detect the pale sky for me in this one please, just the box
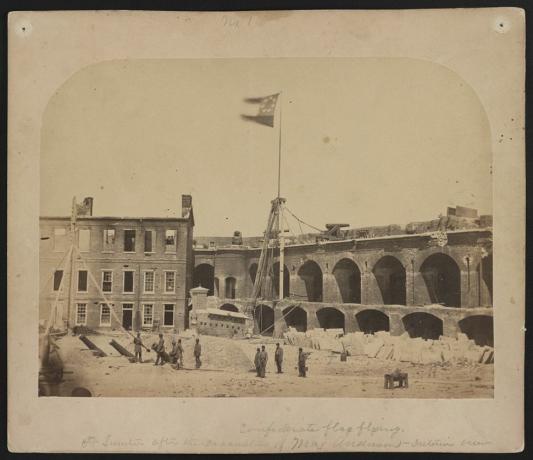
[40,58,492,237]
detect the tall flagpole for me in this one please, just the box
[277,92,282,199]
[277,93,285,302]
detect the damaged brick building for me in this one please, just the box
[192,206,493,346]
[39,196,195,332]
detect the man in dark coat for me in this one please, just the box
[254,347,261,376]
[194,338,202,368]
[133,332,143,363]
[274,343,284,374]
[169,339,179,366]
[259,345,268,378]
[298,347,308,377]
[176,339,184,369]
[154,333,165,366]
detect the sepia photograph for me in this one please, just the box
[8,9,524,453]
[38,58,494,398]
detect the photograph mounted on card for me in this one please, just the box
[8,8,524,453]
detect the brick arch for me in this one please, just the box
[332,258,362,303]
[420,252,461,307]
[355,309,390,333]
[458,315,493,347]
[296,260,323,302]
[402,312,443,340]
[316,307,345,331]
[413,248,467,272]
[371,255,407,305]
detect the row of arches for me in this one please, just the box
[251,304,493,347]
[194,252,492,308]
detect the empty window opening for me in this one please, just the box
[356,310,390,334]
[123,270,134,293]
[124,230,136,252]
[53,270,64,291]
[402,313,443,340]
[372,256,406,305]
[333,259,361,303]
[103,229,115,251]
[165,229,176,252]
[144,230,155,253]
[77,270,88,292]
[164,304,175,326]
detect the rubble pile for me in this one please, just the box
[283,328,494,365]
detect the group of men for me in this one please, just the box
[254,343,309,378]
[133,333,202,369]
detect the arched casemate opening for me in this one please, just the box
[333,258,361,303]
[402,312,443,340]
[283,306,307,332]
[297,260,323,302]
[355,309,390,334]
[249,263,258,286]
[458,315,494,347]
[372,256,406,305]
[316,307,345,331]
[420,253,461,307]
[193,264,214,296]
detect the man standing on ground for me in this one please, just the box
[298,347,308,377]
[254,347,261,377]
[133,332,143,363]
[194,338,202,369]
[155,333,165,366]
[259,345,268,378]
[169,338,179,366]
[274,343,284,374]
[177,339,184,369]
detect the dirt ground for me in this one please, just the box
[41,332,494,398]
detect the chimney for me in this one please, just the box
[83,197,94,216]
[181,194,192,218]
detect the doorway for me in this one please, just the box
[122,304,133,330]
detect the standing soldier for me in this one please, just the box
[274,343,284,373]
[169,339,179,367]
[133,332,143,363]
[177,339,184,369]
[298,347,309,377]
[194,338,202,369]
[254,347,261,377]
[154,333,165,366]
[259,345,268,378]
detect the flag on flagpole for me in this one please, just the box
[241,93,279,127]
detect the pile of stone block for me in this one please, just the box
[284,329,495,365]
